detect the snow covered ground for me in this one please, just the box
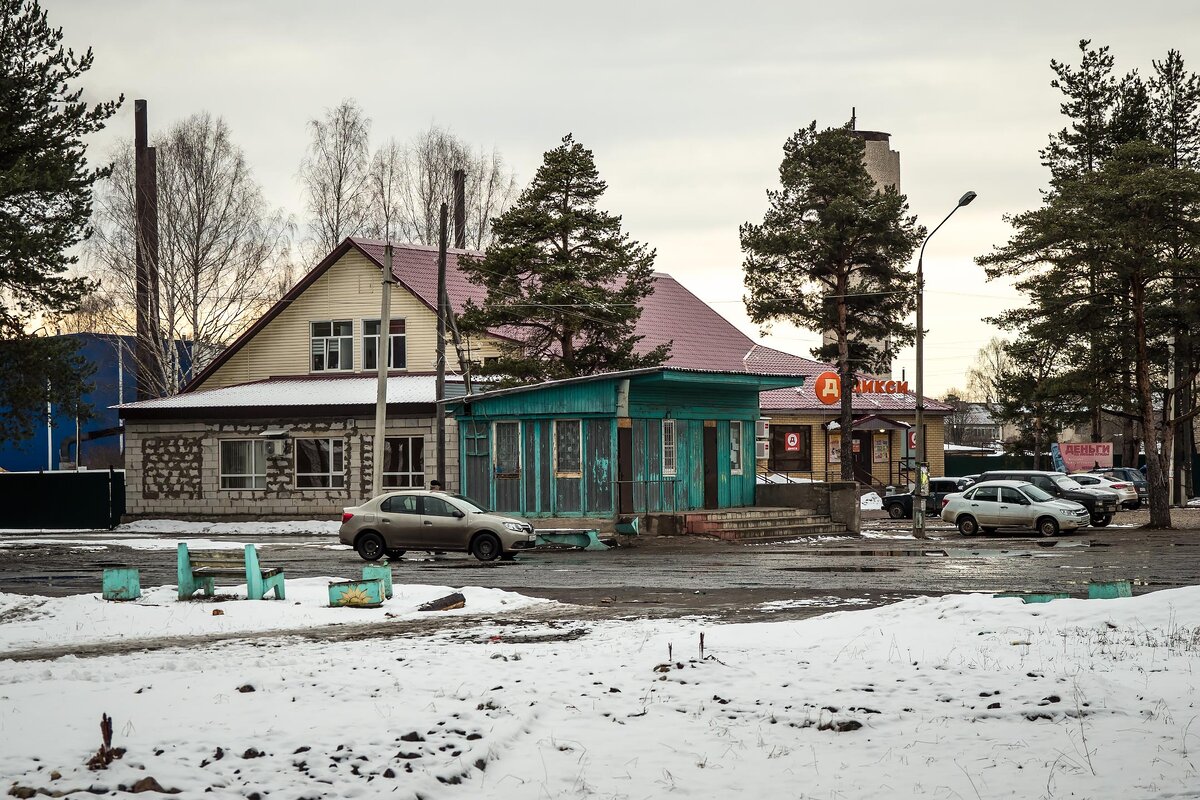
[2,583,1199,798]
[0,519,342,536]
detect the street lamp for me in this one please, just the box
[914,190,976,539]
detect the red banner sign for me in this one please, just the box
[1060,442,1113,472]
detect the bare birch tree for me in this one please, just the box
[82,113,293,394]
[375,124,516,249]
[299,98,371,256]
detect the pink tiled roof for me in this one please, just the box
[187,238,949,413]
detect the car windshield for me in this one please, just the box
[1020,484,1054,502]
[449,493,489,513]
[1052,476,1084,491]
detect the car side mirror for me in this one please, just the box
[452,510,465,519]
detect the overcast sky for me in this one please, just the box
[54,0,1199,396]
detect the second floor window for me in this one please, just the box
[363,319,406,370]
[311,320,352,371]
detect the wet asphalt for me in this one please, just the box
[2,514,1198,622]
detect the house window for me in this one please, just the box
[730,421,743,475]
[768,425,812,472]
[662,419,677,476]
[494,421,520,476]
[311,320,353,371]
[554,419,581,476]
[295,438,345,488]
[220,440,267,489]
[383,436,424,488]
[363,319,406,370]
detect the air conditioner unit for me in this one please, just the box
[263,439,283,456]
[755,440,769,460]
[755,418,770,439]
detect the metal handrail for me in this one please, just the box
[611,478,680,514]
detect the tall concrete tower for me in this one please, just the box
[821,125,902,379]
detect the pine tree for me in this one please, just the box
[740,122,924,480]
[459,134,668,384]
[0,0,121,443]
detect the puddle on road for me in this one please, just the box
[813,549,949,558]
[776,565,901,573]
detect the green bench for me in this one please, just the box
[177,543,285,601]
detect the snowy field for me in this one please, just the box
[2,584,1199,798]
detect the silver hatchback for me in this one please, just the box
[940,480,1090,537]
[339,490,537,562]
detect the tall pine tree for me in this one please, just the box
[740,122,924,480]
[459,134,668,384]
[0,0,120,443]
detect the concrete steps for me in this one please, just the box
[683,507,850,542]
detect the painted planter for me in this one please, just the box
[1088,580,1133,600]
[362,564,394,599]
[328,578,386,608]
[102,568,141,601]
[994,592,1069,604]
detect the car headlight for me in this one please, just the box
[503,521,526,532]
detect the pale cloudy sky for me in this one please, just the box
[54,0,1199,395]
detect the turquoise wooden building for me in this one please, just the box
[447,367,806,517]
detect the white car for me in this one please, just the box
[1070,473,1139,509]
[939,480,1090,537]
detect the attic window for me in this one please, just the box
[311,320,353,372]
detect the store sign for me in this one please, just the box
[784,432,802,452]
[814,371,911,406]
[1060,442,1113,472]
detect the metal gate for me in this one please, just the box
[0,469,125,529]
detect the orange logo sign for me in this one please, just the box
[815,371,841,405]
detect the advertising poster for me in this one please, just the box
[828,433,840,463]
[873,435,888,463]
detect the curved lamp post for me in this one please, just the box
[914,190,976,539]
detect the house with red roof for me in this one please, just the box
[118,238,949,519]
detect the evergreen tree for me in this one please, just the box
[0,0,120,443]
[740,122,924,479]
[459,134,668,384]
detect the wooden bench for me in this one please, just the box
[177,543,285,601]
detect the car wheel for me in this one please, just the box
[1037,517,1059,538]
[385,548,406,559]
[957,516,979,536]
[1091,514,1112,528]
[886,504,905,520]
[355,532,386,562]
[471,532,502,562]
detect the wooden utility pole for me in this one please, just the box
[436,204,449,487]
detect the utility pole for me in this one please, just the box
[370,243,395,499]
[133,100,161,400]
[436,204,449,488]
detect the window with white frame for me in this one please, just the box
[382,435,424,488]
[220,440,267,489]
[310,320,353,371]
[730,420,743,474]
[494,421,520,476]
[554,419,581,475]
[295,438,345,488]
[363,319,406,370]
[662,419,677,476]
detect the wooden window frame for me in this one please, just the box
[492,421,521,477]
[553,419,582,477]
[662,419,677,477]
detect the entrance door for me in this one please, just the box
[852,432,872,474]
[703,423,718,509]
[617,424,633,514]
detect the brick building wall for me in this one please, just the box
[124,415,459,519]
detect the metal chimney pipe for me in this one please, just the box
[452,169,466,250]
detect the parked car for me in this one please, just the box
[1070,472,1139,509]
[1091,467,1149,508]
[339,490,537,562]
[977,470,1119,526]
[882,477,974,519]
[940,480,1090,537]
